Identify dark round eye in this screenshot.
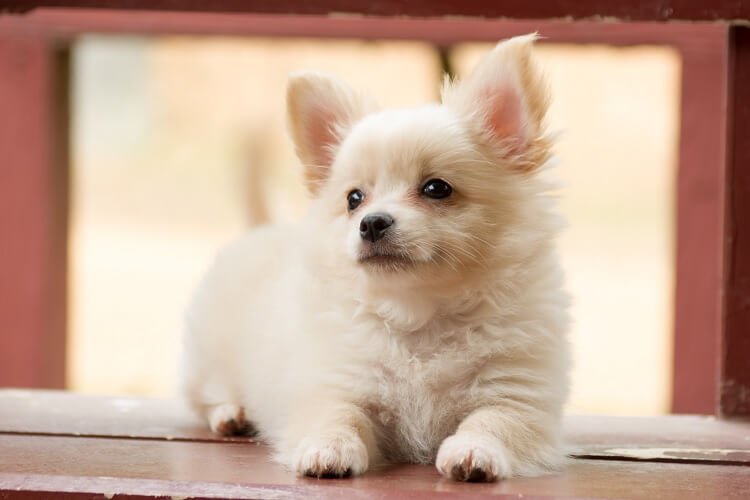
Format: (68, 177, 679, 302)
(347, 189, 365, 211)
(421, 179, 452, 199)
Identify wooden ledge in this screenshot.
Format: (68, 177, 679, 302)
(1, 390, 749, 499)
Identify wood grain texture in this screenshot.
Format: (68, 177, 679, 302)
(2, 392, 750, 498)
(1, 435, 750, 499)
(2, 391, 749, 463)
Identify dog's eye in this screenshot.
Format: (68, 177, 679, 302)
(421, 179, 452, 199)
(347, 189, 365, 211)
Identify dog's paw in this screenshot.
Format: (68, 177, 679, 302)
(208, 403, 251, 436)
(294, 434, 369, 478)
(436, 432, 511, 482)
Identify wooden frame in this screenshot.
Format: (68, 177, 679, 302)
(0, 4, 746, 416)
(0, 31, 68, 390)
(722, 27, 750, 417)
(2, 0, 749, 21)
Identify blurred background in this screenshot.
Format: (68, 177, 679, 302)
(67, 35, 678, 415)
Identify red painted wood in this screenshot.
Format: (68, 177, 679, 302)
(1, 434, 750, 499)
(1, 0, 750, 22)
(0, 9, 734, 48)
(565, 414, 750, 464)
(1, 473, 504, 500)
(671, 28, 729, 415)
(721, 26, 750, 417)
(3, 391, 749, 464)
(0, 33, 68, 389)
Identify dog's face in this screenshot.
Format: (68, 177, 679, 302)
(323, 107, 504, 281)
(287, 35, 551, 288)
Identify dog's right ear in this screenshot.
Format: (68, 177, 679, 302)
(441, 34, 551, 171)
(287, 72, 376, 195)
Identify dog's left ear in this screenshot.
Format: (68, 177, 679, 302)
(443, 34, 551, 170)
(287, 72, 376, 195)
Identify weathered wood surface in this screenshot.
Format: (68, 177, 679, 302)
(1, 436, 750, 500)
(2, 390, 749, 463)
(1, 391, 750, 499)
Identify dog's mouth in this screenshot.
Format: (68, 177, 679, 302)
(357, 249, 415, 270)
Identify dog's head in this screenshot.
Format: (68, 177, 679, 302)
(287, 35, 553, 290)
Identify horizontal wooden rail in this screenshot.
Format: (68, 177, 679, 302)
(0, 10, 734, 47)
(1, 0, 750, 23)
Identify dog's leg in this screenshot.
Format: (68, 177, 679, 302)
(207, 403, 253, 436)
(290, 401, 379, 478)
(436, 405, 562, 482)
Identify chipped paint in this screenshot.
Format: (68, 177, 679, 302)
(604, 447, 748, 460)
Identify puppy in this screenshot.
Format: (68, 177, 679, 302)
(180, 34, 570, 482)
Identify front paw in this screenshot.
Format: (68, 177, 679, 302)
(208, 403, 252, 436)
(436, 433, 511, 482)
(294, 434, 369, 478)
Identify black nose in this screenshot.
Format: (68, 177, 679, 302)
(359, 212, 394, 242)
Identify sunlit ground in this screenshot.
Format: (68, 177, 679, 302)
(68, 37, 678, 415)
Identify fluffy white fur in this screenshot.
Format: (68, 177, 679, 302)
(180, 34, 570, 482)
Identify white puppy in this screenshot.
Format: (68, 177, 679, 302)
(180, 34, 570, 482)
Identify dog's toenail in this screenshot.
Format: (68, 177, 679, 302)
(467, 467, 489, 482)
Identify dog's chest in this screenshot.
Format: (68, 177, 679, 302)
(363, 331, 485, 463)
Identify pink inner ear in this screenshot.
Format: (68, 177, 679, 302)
(483, 83, 528, 153)
(305, 106, 340, 167)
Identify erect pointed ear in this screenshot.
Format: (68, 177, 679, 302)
(287, 71, 376, 194)
(442, 34, 551, 169)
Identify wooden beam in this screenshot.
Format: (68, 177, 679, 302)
(721, 26, 750, 417)
(0, 10, 736, 47)
(1, 0, 750, 22)
(0, 32, 68, 388)
(671, 28, 729, 414)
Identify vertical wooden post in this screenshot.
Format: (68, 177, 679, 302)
(721, 25, 750, 417)
(671, 30, 729, 414)
(0, 32, 69, 388)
